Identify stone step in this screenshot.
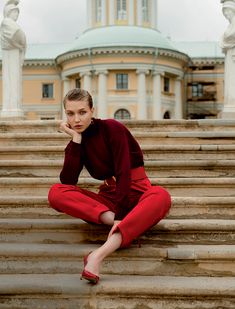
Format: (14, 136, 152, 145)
(0, 243, 235, 277)
(1, 159, 235, 178)
(1, 131, 235, 146)
(1, 119, 235, 133)
(144, 144, 235, 160)
(0, 177, 234, 197)
(0, 196, 235, 220)
(0, 274, 235, 309)
(3, 144, 235, 160)
(0, 218, 234, 245)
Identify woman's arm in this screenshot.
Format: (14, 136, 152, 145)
(59, 122, 84, 184)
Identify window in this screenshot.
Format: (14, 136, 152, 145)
(95, 0, 102, 22)
(117, 0, 127, 20)
(40, 117, 55, 120)
(163, 111, 171, 119)
(164, 77, 170, 93)
(42, 83, 53, 98)
(116, 73, 128, 89)
(114, 109, 131, 120)
(142, 0, 150, 22)
(192, 83, 203, 97)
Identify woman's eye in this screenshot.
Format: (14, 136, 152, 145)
(80, 111, 86, 115)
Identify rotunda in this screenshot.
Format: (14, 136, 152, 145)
(57, 0, 188, 120)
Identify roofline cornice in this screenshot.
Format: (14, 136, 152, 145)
(56, 47, 189, 65)
(189, 57, 224, 65)
(0, 59, 57, 67)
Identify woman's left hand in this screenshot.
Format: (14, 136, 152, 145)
(108, 220, 121, 239)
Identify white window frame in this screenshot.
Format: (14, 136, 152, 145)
(142, 0, 150, 22)
(117, 0, 127, 20)
(96, 0, 102, 22)
(42, 83, 54, 99)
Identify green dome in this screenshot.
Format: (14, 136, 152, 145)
(69, 26, 179, 52)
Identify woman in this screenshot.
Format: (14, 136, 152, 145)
(48, 88, 171, 284)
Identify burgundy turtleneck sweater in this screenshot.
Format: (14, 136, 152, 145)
(60, 118, 144, 219)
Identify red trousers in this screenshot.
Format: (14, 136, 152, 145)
(48, 167, 171, 248)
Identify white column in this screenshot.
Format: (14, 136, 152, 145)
(81, 72, 92, 93)
(175, 77, 183, 119)
(101, 0, 107, 26)
(96, 70, 108, 118)
(137, 69, 149, 120)
(128, 0, 134, 25)
(109, 0, 115, 25)
(151, 0, 157, 29)
(62, 78, 71, 120)
(152, 71, 162, 120)
(86, 0, 92, 29)
(137, 0, 142, 26)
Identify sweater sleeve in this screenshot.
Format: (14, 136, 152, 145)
(105, 120, 131, 220)
(60, 140, 84, 185)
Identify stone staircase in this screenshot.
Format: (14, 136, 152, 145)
(0, 119, 235, 309)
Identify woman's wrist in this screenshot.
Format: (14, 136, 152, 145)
(72, 133, 82, 143)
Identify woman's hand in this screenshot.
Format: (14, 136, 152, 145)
(108, 220, 121, 239)
(59, 121, 82, 143)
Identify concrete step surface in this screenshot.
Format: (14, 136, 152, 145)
(1, 243, 235, 277)
(0, 177, 235, 197)
(0, 196, 235, 219)
(1, 131, 235, 146)
(2, 144, 235, 160)
(2, 159, 235, 178)
(0, 274, 235, 309)
(1, 119, 235, 132)
(0, 218, 235, 245)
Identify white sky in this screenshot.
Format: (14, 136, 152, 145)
(0, 0, 228, 44)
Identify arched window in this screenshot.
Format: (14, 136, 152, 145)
(163, 111, 171, 119)
(114, 109, 131, 120)
(142, 0, 150, 22)
(95, 0, 102, 22)
(117, 0, 127, 20)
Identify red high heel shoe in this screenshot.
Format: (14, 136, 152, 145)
(80, 252, 99, 284)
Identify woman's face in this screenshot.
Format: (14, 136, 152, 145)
(223, 8, 235, 23)
(65, 99, 94, 133)
(8, 9, 19, 21)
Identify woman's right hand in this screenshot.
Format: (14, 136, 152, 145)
(59, 121, 82, 143)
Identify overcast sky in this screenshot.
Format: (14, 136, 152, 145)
(0, 0, 228, 44)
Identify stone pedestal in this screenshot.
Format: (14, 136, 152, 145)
(0, 49, 24, 119)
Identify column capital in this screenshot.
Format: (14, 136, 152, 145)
(136, 69, 149, 75)
(95, 69, 108, 76)
(152, 70, 165, 77)
(176, 76, 183, 81)
(80, 71, 92, 78)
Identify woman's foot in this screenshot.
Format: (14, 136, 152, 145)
(80, 251, 101, 284)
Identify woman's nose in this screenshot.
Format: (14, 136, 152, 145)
(75, 114, 81, 122)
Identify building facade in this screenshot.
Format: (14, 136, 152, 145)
(0, 0, 225, 120)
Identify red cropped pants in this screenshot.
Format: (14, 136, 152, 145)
(48, 167, 171, 248)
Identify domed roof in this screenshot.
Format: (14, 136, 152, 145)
(68, 26, 179, 52)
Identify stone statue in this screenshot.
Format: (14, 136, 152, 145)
(0, 0, 26, 118)
(221, 0, 235, 118)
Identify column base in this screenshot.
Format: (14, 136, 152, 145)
(220, 106, 235, 119)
